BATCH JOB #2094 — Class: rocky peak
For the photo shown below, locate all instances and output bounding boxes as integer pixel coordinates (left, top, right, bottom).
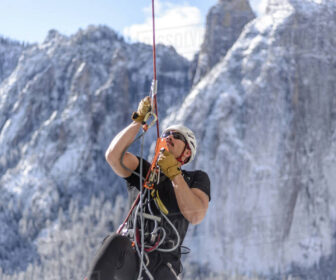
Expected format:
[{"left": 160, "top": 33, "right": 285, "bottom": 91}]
[
  {"left": 191, "top": 0, "right": 255, "bottom": 85},
  {"left": 43, "top": 29, "right": 67, "bottom": 43},
  {"left": 71, "top": 24, "right": 123, "bottom": 45}
]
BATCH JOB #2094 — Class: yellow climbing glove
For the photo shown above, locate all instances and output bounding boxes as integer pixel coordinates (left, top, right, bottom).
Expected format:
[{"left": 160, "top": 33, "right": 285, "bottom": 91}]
[
  {"left": 131, "top": 96, "right": 151, "bottom": 123},
  {"left": 157, "top": 149, "right": 181, "bottom": 180}
]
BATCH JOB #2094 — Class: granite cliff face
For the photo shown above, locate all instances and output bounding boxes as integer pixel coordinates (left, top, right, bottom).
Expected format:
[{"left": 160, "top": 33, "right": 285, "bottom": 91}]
[
  {"left": 191, "top": 0, "right": 255, "bottom": 85},
  {"left": 165, "top": 0, "right": 336, "bottom": 278}
]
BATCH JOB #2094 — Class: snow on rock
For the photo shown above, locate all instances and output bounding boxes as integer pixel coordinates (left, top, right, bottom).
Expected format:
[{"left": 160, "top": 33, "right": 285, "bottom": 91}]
[
  {"left": 165, "top": 0, "right": 336, "bottom": 278},
  {"left": 0, "top": 36, "right": 28, "bottom": 84},
  {"left": 0, "top": 25, "right": 191, "bottom": 274}
]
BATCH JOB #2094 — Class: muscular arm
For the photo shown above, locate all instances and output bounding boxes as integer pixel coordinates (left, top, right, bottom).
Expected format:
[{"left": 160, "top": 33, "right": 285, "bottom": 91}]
[
  {"left": 171, "top": 174, "right": 209, "bottom": 225},
  {"left": 105, "top": 122, "right": 141, "bottom": 178}
]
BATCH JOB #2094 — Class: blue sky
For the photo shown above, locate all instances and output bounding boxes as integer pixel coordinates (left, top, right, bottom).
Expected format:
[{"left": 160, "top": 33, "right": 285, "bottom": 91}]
[{"left": 0, "top": 0, "right": 266, "bottom": 59}]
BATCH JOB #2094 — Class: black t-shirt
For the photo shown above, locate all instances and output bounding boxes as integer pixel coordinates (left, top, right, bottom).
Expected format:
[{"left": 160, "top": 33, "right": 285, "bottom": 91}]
[{"left": 124, "top": 157, "right": 211, "bottom": 262}]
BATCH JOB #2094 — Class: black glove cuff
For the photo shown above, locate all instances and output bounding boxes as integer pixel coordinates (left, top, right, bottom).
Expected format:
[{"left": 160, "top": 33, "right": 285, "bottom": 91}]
[{"left": 131, "top": 112, "right": 140, "bottom": 121}]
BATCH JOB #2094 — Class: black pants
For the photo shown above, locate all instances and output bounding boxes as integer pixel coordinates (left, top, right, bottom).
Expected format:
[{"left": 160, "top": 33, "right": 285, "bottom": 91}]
[{"left": 86, "top": 234, "right": 180, "bottom": 280}]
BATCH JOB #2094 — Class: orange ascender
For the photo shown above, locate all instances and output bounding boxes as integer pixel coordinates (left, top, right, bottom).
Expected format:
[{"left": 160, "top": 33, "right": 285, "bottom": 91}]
[{"left": 143, "top": 137, "right": 168, "bottom": 189}]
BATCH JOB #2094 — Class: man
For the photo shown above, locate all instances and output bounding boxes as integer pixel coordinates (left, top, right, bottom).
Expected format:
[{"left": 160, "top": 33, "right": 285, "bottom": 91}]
[{"left": 86, "top": 97, "right": 210, "bottom": 280}]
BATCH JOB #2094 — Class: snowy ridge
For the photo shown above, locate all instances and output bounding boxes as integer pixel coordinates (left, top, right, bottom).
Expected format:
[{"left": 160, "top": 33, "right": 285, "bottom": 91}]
[
  {"left": 0, "top": 24, "right": 191, "bottom": 275},
  {"left": 165, "top": 0, "right": 336, "bottom": 278},
  {"left": 266, "top": 0, "right": 336, "bottom": 14}
]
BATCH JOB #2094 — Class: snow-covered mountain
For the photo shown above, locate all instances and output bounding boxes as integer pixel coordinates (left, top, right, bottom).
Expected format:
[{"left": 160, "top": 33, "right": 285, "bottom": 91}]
[
  {"left": 0, "top": 25, "right": 191, "bottom": 277},
  {"left": 1, "top": 0, "right": 335, "bottom": 279},
  {"left": 165, "top": 0, "right": 336, "bottom": 279}
]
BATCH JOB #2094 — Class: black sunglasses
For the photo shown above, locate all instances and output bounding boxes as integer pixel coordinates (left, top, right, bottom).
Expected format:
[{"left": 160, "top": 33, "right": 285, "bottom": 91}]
[{"left": 162, "top": 131, "right": 186, "bottom": 143}]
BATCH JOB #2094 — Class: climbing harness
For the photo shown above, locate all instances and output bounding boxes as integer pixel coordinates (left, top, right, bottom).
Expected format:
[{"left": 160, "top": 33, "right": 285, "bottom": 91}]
[{"left": 117, "top": 1, "right": 182, "bottom": 279}]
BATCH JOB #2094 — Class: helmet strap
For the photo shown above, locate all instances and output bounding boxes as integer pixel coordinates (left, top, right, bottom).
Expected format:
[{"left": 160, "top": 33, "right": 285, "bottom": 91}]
[{"left": 176, "top": 143, "right": 190, "bottom": 165}]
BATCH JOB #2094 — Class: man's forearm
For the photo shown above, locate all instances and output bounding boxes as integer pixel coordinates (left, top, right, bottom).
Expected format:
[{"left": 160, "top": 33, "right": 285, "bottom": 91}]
[
  {"left": 106, "top": 122, "right": 141, "bottom": 158},
  {"left": 171, "top": 174, "right": 208, "bottom": 225},
  {"left": 105, "top": 121, "right": 141, "bottom": 177}
]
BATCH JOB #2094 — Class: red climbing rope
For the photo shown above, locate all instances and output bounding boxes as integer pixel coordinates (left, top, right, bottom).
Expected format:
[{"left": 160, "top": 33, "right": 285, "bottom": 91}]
[
  {"left": 151, "top": 0, "right": 160, "bottom": 138},
  {"left": 117, "top": 0, "right": 160, "bottom": 235}
]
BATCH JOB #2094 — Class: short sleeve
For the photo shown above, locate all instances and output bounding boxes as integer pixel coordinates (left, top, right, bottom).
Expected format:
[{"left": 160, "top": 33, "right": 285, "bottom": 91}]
[
  {"left": 124, "top": 157, "right": 151, "bottom": 191},
  {"left": 190, "top": 170, "right": 211, "bottom": 201}
]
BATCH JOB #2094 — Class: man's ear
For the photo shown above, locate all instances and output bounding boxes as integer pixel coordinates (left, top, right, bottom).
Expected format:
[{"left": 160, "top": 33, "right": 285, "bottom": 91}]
[{"left": 183, "top": 148, "right": 191, "bottom": 160}]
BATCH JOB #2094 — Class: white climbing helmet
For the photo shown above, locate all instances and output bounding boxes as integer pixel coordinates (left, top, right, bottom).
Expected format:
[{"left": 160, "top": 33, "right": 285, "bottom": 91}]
[{"left": 162, "top": 124, "right": 197, "bottom": 164}]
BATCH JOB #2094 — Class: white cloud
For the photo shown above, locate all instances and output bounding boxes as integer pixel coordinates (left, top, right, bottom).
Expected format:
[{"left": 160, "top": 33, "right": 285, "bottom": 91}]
[{"left": 123, "top": 1, "right": 205, "bottom": 60}]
